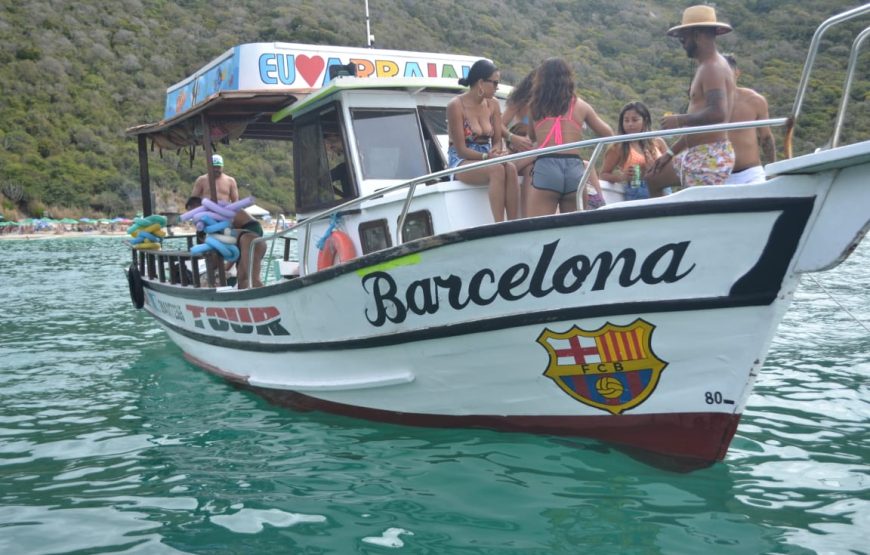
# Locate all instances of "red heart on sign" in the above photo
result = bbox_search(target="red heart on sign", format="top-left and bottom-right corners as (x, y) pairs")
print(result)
(296, 55), (325, 87)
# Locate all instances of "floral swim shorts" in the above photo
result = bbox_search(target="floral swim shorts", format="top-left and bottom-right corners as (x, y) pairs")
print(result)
(674, 140), (735, 188)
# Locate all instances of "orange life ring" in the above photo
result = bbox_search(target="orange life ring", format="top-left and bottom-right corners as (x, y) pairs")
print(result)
(317, 230), (357, 270)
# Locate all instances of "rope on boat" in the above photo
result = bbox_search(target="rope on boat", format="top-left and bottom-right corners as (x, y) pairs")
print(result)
(315, 213), (342, 250)
(127, 214), (167, 250)
(807, 274), (870, 334)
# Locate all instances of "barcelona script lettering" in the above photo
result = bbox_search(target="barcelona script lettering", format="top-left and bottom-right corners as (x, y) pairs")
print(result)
(362, 240), (695, 327)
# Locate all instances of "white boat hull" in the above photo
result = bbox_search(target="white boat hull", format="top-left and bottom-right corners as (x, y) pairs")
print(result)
(134, 141), (870, 467)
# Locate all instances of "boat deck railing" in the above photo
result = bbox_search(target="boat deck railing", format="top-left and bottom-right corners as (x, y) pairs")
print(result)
(132, 4), (869, 288)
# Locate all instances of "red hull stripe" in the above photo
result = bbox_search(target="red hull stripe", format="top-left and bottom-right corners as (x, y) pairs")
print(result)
(185, 354), (741, 469)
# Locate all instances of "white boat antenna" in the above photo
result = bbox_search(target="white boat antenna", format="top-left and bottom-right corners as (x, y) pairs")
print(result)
(365, 0), (375, 47)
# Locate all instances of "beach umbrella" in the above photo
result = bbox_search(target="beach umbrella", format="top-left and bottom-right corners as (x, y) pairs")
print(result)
(61, 218), (79, 224)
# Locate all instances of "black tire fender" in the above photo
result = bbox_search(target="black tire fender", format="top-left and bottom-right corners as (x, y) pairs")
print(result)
(127, 263), (145, 309)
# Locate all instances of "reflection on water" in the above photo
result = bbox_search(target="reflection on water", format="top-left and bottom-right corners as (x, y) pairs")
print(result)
(0, 237), (866, 554)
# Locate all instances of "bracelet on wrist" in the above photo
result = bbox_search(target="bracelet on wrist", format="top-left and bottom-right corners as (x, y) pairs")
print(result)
(506, 132), (512, 143)
(666, 146), (675, 157)
(481, 152), (489, 161)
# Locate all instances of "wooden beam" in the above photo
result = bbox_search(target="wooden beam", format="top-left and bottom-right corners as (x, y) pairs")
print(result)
(137, 135), (152, 216)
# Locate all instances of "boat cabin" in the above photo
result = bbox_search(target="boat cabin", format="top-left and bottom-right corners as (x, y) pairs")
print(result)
(127, 43), (507, 283)
(281, 77), (510, 259)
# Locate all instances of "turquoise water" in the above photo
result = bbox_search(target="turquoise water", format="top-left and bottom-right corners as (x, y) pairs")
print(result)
(1, 236), (867, 554)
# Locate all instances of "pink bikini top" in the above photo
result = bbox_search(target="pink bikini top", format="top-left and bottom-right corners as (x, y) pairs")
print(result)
(534, 99), (582, 148)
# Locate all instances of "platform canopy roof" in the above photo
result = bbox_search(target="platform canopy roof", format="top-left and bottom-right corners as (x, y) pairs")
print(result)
(125, 90), (303, 150)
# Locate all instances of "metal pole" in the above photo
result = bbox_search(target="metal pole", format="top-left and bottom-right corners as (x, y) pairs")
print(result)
(365, 0), (374, 47)
(832, 26), (870, 148)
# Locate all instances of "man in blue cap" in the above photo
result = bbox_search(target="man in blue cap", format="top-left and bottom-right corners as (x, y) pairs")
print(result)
(191, 153), (239, 203)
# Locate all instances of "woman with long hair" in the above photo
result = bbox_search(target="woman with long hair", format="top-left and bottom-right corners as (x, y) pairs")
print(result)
(501, 67), (537, 216)
(527, 58), (612, 216)
(502, 68), (536, 153)
(446, 59), (519, 222)
(600, 101), (668, 200)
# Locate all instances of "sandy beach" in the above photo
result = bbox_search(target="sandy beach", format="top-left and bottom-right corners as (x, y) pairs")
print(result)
(0, 228), (196, 241)
(0, 231), (128, 241)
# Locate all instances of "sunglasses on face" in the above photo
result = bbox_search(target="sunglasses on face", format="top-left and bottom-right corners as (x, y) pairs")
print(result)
(483, 79), (499, 87)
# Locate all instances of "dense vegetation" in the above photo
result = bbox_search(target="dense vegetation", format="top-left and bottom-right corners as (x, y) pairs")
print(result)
(0, 0), (866, 219)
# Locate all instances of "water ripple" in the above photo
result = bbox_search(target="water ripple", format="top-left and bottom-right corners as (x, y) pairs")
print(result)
(0, 237), (866, 554)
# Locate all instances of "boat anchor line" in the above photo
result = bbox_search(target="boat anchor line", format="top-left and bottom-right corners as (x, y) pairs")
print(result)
(808, 274), (870, 333)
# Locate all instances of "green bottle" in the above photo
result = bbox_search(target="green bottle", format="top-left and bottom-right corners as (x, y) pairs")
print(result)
(631, 164), (641, 188)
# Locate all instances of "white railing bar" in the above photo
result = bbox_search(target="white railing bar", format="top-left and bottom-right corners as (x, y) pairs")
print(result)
(248, 117), (789, 279)
(790, 4), (870, 123)
(832, 25), (870, 148)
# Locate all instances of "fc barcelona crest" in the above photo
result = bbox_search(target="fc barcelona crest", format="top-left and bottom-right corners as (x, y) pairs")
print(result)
(536, 319), (667, 415)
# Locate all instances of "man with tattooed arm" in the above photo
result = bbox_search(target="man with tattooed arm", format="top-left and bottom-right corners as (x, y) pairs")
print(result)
(647, 6), (736, 195)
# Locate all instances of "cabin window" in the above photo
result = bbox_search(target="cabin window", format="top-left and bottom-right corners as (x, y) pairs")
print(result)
(359, 219), (392, 254)
(419, 106), (448, 176)
(400, 210), (433, 242)
(294, 105), (356, 213)
(351, 109), (428, 180)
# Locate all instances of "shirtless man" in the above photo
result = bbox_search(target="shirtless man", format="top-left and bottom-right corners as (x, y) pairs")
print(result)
(191, 154), (239, 203)
(648, 6), (736, 195)
(723, 54), (776, 184)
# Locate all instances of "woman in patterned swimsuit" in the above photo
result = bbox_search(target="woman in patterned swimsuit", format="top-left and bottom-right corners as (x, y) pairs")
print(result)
(446, 59), (519, 222)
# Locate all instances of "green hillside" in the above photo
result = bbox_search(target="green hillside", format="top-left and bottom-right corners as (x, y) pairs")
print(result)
(0, 0), (866, 219)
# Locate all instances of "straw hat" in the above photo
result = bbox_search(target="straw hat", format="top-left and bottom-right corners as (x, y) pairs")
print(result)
(667, 5), (732, 36)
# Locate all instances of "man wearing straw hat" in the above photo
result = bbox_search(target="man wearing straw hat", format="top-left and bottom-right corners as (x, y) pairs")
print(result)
(648, 5), (736, 193)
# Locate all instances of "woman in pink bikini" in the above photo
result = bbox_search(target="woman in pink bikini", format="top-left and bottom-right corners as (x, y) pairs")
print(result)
(447, 59), (519, 222)
(527, 58), (613, 217)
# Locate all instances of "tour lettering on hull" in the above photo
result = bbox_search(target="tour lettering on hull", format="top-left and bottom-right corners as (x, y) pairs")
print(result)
(184, 305), (289, 336)
(361, 239), (695, 327)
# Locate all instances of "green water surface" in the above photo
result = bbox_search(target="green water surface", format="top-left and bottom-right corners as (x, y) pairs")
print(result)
(0, 237), (867, 554)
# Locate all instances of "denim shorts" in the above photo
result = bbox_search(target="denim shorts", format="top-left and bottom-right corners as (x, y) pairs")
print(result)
(448, 143), (492, 180)
(448, 142), (491, 168)
(531, 154), (584, 196)
(624, 181), (650, 201)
